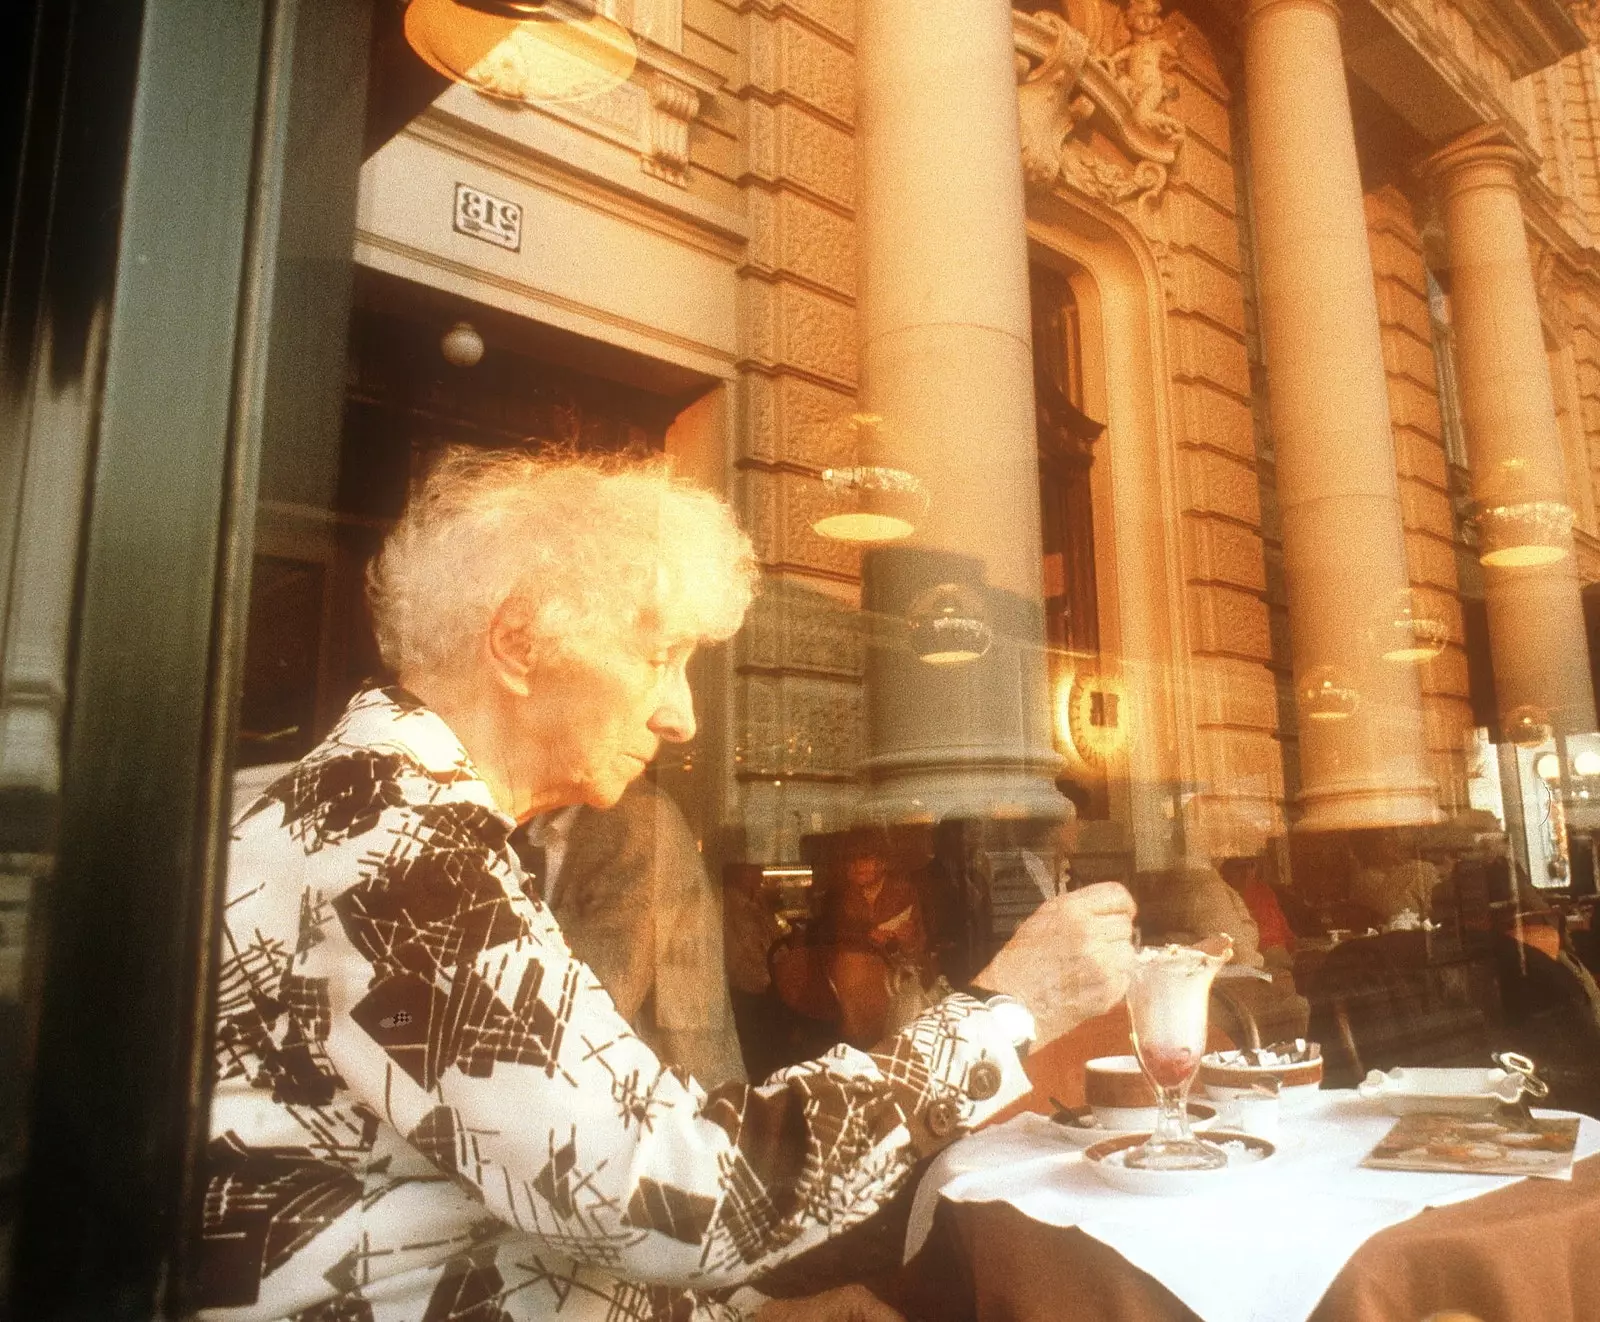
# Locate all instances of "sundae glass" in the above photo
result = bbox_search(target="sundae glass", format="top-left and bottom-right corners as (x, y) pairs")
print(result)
(1124, 934), (1233, 1171)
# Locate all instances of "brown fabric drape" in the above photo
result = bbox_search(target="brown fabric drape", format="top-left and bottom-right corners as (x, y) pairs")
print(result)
(899, 1157), (1600, 1322)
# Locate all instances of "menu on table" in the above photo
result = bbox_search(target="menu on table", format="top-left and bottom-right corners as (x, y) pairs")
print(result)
(1362, 1111), (1581, 1180)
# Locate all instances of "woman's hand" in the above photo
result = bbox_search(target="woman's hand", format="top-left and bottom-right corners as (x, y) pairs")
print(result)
(972, 882), (1138, 1044)
(757, 1285), (906, 1322)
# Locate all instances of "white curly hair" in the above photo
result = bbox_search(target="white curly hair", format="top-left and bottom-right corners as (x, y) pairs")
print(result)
(367, 447), (758, 680)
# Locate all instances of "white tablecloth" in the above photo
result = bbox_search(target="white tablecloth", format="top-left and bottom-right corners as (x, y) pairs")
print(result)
(904, 1092), (1600, 1322)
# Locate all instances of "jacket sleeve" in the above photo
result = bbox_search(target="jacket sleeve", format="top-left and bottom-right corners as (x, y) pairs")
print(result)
(291, 785), (1030, 1292)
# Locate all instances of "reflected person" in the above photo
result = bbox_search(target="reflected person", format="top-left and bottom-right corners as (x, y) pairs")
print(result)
(528, 782), (905, 1320)
(202, 448), (1137, 1322)
(521, 778), (746, 1090)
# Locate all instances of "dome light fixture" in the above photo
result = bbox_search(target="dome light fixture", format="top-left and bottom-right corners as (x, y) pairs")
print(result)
(1574, 748), (1600, 778)
(1534, 751), (1562, 782)
(906, 583), (992, 665)
(440, 320), (485, 366)
(1297, 665), (1359, 722)
(1376, 588), (1449, 664)
(1503, 704), (1554, 748)
(404, 0), (638, 106)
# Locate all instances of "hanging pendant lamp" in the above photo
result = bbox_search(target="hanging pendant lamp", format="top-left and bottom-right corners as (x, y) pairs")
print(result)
(809, 413), (929, 545)
(1475, 458), (1573, 569)
(404, 0), (638, 106)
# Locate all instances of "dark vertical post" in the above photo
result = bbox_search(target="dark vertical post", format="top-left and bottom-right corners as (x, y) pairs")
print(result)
(5, 2), (372, 1317)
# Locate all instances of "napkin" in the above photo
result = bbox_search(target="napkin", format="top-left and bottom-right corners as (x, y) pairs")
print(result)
(904, 1092), (1600, 1322)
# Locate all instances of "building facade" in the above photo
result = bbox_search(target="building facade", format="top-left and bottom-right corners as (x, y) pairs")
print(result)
(7, 0), (1600, 1310)
(347, 0), (1600, 881)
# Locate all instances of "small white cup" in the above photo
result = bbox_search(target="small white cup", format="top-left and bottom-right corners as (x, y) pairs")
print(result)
(1215, 1087), (1280, 1141)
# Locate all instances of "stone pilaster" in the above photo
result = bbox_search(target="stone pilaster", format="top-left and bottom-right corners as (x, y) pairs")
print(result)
(1365, 185), (1474, 810)
(1242, 0), (1439, 830)
(1167, 20), (1283, 859)
(852, 0), (1063, 822)
(1421, 123), (1598, 739)
(731, 0), (869, 860)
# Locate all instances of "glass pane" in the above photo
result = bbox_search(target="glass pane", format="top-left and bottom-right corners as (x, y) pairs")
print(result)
(19, 0), (1600, 1312)
(212, 1), (1600, 1311)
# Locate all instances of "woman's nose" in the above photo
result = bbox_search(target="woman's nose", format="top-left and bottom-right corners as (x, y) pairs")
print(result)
(649, 666), (697, 743)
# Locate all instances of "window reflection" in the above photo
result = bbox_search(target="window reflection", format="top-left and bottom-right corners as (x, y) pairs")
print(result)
(213, 0), (1600, 1123)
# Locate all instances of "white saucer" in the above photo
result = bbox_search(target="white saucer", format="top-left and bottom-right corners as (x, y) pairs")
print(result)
(1051, 1103), (1218, 1149)
(1083, 1130), (1276, 1196)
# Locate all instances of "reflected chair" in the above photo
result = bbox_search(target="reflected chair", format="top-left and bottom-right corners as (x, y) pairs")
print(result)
(1303, 931), (1492, 1087)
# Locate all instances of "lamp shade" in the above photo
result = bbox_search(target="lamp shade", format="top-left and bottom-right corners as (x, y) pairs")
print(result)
(1297, 665), (1359, 722)
(1475, 458), (1573, 568)
(906, 583), (992, 664)
(404, 0), (637, 105)
(1477, 500), (1574, 568)
(811, 464), (927, 544)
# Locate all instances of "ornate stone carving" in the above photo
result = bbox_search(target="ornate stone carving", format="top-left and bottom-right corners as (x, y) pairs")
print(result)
(1111, 0), (1185, 145)
(642, 70), (701, 185)
(1016, 14), (1093, 188)
(1013, 0), (1183, 291)
(1014, 0), (1185, 217)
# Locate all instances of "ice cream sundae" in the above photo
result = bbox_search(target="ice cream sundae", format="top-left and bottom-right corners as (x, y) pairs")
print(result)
(1124, 935), (1233, 1172)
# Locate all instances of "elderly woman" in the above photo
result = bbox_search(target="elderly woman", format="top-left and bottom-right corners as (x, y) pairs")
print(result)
(201, 449), (1136, 1322)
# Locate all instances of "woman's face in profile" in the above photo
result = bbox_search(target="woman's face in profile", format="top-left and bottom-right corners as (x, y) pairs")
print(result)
(534, 634), (698, 809)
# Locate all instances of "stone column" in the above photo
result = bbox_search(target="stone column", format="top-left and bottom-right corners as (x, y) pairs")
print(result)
(1421, 124), (1597, 739)
(853, 0), (1064, 822)
(1242, 0), (1438, 830)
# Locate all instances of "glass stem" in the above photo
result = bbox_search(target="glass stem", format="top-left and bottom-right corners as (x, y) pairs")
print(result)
(1150, 1078), (1193, 1145)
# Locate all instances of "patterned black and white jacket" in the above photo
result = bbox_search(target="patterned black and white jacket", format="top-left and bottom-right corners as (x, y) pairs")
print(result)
(201, 687), (1028, 1322)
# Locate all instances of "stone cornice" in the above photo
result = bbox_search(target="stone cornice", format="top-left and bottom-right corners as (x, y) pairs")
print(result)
(1518, 171), (1600, 315)
(1450, 0), (1586, 78)
(1359, 0), (1547, 148)
(1238, 0), (1586, 75)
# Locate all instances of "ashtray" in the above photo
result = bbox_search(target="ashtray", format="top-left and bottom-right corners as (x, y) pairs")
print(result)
(1357, 1066), (1532, 1116)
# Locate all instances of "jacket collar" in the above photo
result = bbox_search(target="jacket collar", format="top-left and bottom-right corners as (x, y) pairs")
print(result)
(324, 685), (517, 828)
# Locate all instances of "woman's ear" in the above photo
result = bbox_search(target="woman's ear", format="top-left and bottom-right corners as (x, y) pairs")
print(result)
(486, 598), (536, 697)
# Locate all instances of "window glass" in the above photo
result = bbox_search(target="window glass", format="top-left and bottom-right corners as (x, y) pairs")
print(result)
(166, 0), (1600, 1314)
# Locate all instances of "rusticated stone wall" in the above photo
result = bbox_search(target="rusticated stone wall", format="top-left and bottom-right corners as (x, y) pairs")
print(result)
(1573, 298), (1600, 554)
(729, 0), (868, 861)
(1365, 185), (1475, 809)
(1165, 19), (1284, 858)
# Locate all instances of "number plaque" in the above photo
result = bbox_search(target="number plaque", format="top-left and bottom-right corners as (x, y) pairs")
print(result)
(453, 183), (522, 252)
